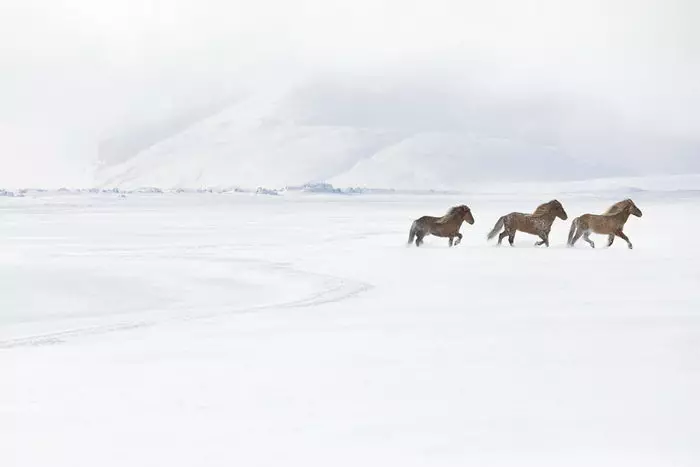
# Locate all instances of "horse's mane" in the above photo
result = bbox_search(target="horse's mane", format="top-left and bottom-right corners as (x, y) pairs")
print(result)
(436, 205), (467, 224)
(532, 200), (560, 217)
(603, 199), (632, 215)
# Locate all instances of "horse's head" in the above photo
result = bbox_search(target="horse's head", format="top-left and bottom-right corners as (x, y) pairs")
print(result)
(436, 205), (474, 226)
(626, 199), (643, 217)
(461, 205), (475, 225)
(551, 199), (568, 220)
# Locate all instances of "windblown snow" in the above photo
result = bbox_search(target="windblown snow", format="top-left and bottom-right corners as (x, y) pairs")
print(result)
(3, 180), (700, 467)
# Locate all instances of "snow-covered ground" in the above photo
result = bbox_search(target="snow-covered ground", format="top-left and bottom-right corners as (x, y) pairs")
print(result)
(3, 185), (700, 466)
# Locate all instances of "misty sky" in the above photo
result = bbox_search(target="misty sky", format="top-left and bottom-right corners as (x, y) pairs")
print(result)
(1, 0), (698, 186)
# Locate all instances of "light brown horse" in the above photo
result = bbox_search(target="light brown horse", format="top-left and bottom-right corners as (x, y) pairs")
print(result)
(407, 205), (475, 247)
(567, 198), (642, 249)
(486, 199), (568, 247)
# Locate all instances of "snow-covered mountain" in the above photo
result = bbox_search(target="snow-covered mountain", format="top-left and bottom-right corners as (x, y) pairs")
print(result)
(95, 77), (698, 190)
(96, 88), (398, 189)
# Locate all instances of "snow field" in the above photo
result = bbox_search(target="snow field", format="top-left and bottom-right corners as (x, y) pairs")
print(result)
(3, 188), (700, 466)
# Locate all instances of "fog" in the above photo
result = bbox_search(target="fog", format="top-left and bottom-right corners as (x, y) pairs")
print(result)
(1, 0), (698, 188)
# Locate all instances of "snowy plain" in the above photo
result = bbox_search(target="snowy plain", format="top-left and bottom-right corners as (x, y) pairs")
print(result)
(3, 182), (700, 467)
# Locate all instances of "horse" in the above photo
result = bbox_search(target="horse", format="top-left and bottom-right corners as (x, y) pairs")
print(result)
(486, 199), (568, 247)
(567, 198), (642, 249)
(407, 205), (475, 247)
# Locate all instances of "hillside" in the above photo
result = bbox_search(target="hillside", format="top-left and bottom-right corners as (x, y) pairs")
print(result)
(95, 78), (698, 190)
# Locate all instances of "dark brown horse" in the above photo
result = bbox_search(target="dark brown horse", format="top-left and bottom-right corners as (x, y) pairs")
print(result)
(486, 199), (568, 247)
(407, 205), (475, 247)
(567, 199), (642, 249)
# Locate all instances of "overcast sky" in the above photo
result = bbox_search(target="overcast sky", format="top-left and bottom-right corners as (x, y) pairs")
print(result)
(1, 0), (698, 186)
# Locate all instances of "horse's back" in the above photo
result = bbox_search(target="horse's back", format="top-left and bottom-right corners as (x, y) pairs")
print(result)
(508, 211), (555, 235)
(506, 212), (529, 223)
(578, 213), (619, 234)
(415, 214), (462, 237)
(416, 215), (440, 224)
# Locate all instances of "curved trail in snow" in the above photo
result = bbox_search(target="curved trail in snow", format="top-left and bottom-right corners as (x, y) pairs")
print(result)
(0, 258), (372, 350)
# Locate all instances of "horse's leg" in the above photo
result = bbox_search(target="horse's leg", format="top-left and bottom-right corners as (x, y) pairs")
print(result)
(583, 231), (595, 248)
(607, 234), (615, 247)
(535, 232), (549, 246)
(570, 229), (584, 246)
(415, 232), (425, 247)
(508, 230), (515, 247)
(615, 230), (633, 249)
(448, 237), (454, 247)
(497, 231), (507, 245)
(454, 233), (463, 246)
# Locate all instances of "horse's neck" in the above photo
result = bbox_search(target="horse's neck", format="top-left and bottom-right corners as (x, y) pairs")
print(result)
(445, 217), (463, 227)
(439, 215), (462, 226)
(537, 212), (557, 224)
(610, 210), (631, 223)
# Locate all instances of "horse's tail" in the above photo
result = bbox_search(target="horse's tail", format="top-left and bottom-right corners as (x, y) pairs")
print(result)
(567, 217), (579, 246)
(407, 221), (417, 246)
(486, 216), (505, 241)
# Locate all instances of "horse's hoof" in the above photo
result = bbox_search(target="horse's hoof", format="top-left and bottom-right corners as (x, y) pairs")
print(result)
(628, 244), (633, 250)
